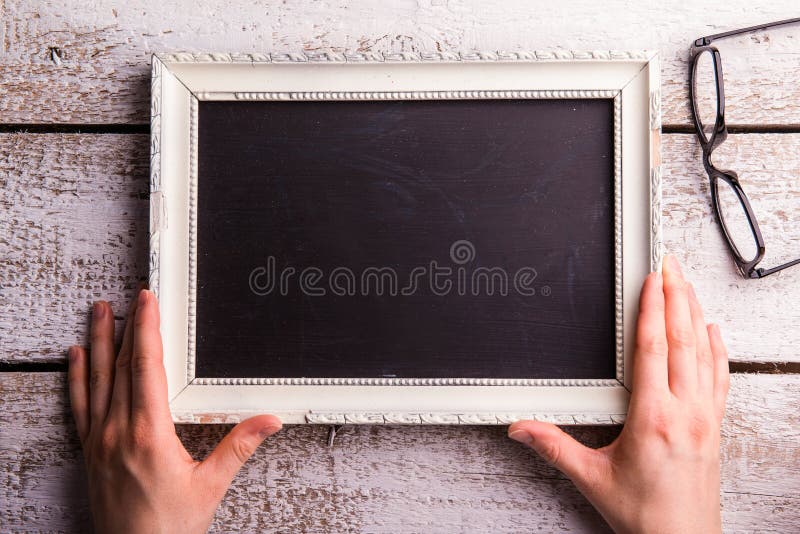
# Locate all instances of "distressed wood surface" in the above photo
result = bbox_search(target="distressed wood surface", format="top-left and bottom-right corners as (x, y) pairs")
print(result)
(0, 133), (150, 361)
(2, 0), (800, 126)
(662, 134), (800, 363)
(3, 4), (799, 532)
(2, 133), (799, 364)
(0, 372), (797, 532)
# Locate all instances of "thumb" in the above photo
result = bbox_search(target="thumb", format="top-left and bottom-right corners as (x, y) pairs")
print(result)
(508, 420), (603, 486)
(198, 414), (282, 492)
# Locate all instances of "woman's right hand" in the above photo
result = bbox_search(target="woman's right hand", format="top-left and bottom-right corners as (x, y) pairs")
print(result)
(509, 255), (729, 533)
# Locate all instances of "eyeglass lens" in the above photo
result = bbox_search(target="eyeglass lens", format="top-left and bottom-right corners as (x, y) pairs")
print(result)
(714, 178), (759, 262)
(692, 49), (721, 143)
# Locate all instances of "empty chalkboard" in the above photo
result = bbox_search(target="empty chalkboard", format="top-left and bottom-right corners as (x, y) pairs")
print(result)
(194, 98), (615, 379)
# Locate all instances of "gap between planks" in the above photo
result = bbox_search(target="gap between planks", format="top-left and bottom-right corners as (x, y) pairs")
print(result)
(3, 362), (800, 374)
(4, 124), (800, 135)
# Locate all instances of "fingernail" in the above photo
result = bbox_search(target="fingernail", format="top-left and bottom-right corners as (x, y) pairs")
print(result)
(68, 346), (80, 362)
(92, 301), (105, 319)
(258, 424), (282, 439)
(666, 254), (683, 278)
(508, 429), (534, 446)
(138, 289), (149, 307)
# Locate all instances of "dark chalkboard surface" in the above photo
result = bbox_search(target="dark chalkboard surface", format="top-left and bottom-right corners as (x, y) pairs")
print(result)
(195, 98), (615, 379)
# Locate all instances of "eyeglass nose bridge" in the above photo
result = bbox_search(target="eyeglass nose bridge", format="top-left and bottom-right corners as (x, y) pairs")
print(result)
(702, 156), (738, 182)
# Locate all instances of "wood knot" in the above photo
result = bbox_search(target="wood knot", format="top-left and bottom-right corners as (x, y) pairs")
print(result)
(48, 47), (64, 65)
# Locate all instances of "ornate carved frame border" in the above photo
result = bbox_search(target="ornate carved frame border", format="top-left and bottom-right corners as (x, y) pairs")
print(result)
(150, 50), (661, 424)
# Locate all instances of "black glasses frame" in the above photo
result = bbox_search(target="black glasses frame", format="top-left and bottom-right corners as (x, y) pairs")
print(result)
(689, 17), (800, 278)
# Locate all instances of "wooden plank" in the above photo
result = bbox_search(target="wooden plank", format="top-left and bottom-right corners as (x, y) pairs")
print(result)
(2, 132), (799, 364)
(0, 372), (797, 532)
(663, 134), (800, 363)
(0, 134), (149, 360)
(2, 0), (800, 126)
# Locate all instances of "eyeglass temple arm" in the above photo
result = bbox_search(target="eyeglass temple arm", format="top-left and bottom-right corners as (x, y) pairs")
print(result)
(694, 17), (800, 47)
(753, 257), (800, 278)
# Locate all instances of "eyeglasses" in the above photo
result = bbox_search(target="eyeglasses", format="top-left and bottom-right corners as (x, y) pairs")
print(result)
(689, 18), (800, 278)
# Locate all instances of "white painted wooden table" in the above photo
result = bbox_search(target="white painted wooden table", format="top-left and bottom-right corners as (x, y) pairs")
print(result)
(1, 1), (799, 532)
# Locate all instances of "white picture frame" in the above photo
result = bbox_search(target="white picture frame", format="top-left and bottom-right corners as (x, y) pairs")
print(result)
(150, 50), (661, 425)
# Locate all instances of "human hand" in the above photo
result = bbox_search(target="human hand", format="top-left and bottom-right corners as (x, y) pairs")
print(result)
(509, 255), (729, 533)
(68, 289), (282, 534)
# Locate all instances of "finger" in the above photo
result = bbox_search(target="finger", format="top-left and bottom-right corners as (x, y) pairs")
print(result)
(632, 272), (668, 398)
(131, 290), (170, 424)
(508, 421), (607, 492)
(68, 346), (90, 445)
(108, 291), (140, 422)
(708, 324), (730, 420)
(662, 254), (697, 397)
(196, 415), (282, 498)
(89, 301), (116, 425)
(687, 284), (713, 394)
